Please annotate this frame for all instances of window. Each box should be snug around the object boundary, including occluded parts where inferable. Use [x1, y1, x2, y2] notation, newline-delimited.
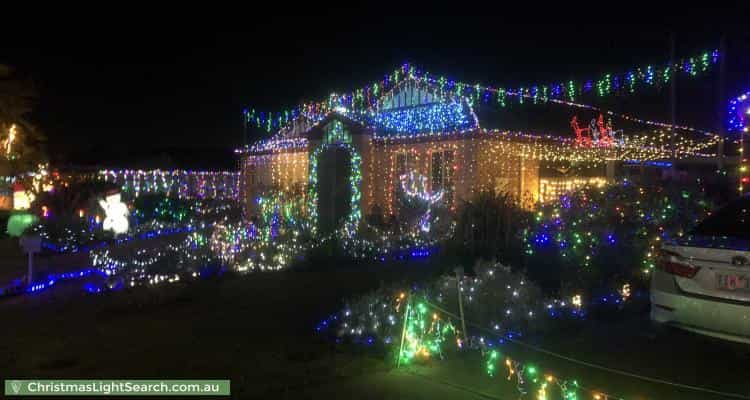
[431, 152, 443, 190]
[396, 152, 416, 178]
[323, 120, 351, 144]
[245, 164, 256, 185]
[431, 150, 454, 205]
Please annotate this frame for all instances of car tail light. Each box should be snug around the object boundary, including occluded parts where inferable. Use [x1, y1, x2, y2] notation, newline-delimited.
[656, 249, 700, 278]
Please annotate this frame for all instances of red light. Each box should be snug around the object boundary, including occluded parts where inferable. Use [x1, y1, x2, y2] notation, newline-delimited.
[742, 177, 750, 184]
[656, 249, 700, 278]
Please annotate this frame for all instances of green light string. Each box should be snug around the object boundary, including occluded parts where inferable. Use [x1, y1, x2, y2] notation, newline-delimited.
[382, 292, 631, 400]
[393, 294, 633, 400]
[245, 49, 719, 132]
[483, 348, 619, 400]
[307, 141, 362, 238]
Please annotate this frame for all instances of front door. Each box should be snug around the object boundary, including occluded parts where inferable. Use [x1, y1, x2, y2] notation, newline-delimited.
[316, 146, 352, 235]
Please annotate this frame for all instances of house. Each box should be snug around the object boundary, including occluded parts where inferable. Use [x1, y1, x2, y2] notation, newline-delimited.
[237, 80, 631, 234]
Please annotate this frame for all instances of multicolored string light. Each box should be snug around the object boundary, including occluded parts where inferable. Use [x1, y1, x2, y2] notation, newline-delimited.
[307, 141, 362, 237]
[353, 100, 478, 136]
[728, 91, 750, 133]
[320, 263, 639, 399]
[522, 180, 715, 288]
[246, 49, 719, 133]
[100, 169, 241, 201]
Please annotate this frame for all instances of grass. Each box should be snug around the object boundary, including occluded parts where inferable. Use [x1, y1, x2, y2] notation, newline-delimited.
[0, 259, 444, 398]
[0, 237, 28, 284]
[0, 260, 748, 400]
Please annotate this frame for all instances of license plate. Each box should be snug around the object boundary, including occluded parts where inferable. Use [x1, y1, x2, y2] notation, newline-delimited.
[716, 273, 750, 291]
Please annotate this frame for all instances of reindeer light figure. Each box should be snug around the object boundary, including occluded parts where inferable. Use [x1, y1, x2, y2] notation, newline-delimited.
[570, 116, 591, 147]
[596, 114, 622, 147]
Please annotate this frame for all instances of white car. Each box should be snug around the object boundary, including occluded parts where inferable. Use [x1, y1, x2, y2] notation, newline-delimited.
[651, 197, 750, 344]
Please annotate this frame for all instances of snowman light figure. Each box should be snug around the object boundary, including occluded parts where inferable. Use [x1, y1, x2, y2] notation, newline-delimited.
[99, 191, 129, 235]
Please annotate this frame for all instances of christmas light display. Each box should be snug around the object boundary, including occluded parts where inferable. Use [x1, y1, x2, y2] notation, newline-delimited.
[255, 187, 306, 239]
[320, 263, 642, 399]
[246, 49, 719, 133]
[729, 91, 750, 194]
[339, 227, 447, 261]
[557, 98, 715, 136]
[522, 180, 715, 290]
[728, 91, 750, 133]
[0, 268, 104, 296]
[12, 184, 33, 210]
[307, 142, 362, 237]
[6, 212, 37, 237]
[210, 223, 254, 265]
[3, 124, 17, 159]
[30, 191, 234, 255]
[89, 230, 217, 286]
[207, 187, 309, 272]
[235, 137, 308, 155]
[38, 220, 208, 254]
[134, 196, 188, 223]
[0, 227, 219, 299]
[315, 264, 664, 400]
[320, 263, 584, 348]
[354, 101, 477, 136]
[24, 177, 712, 305]
[208, 220, 308, 272]
[239, 125, 718, 231]
[398, 298, 458, 363]
[483, 348, 624, 400]
[538, 177, 607, 204]
[399, 171, 444, 233]
[100, 170, 241, 201]
[26, 163, 55, 195]
[323, 119, 352, 144]
[238, 59, 720, 224]
[570, 114, 621, 148]
[400, 171, 444, 203]
[99, 192, 129, 235]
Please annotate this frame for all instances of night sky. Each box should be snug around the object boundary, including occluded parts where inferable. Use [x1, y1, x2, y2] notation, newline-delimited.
[2, 10, 749, 169]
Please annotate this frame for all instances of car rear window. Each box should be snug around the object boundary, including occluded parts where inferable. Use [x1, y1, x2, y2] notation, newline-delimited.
[692, 197, 750, 239]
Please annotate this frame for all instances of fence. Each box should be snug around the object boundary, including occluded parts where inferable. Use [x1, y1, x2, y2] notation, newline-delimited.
[99, 169, 240, 201]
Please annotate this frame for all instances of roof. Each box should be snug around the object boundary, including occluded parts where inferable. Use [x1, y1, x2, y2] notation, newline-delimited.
[346, 100, 477, 137]
[238, 79, 480, 154]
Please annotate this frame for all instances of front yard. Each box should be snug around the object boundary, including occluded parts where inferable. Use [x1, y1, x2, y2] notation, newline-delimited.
[0, 262, 746, 399]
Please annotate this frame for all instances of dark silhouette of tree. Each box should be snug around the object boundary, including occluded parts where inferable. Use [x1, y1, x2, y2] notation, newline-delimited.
[450, 190, 527, 266]
[0, 64, 47, 174]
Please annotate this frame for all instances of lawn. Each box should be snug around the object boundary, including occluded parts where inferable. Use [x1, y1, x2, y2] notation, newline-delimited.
[0, 238, 29, 284]
[0, 261, 748, 400]
[0, 260, 441, 398]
